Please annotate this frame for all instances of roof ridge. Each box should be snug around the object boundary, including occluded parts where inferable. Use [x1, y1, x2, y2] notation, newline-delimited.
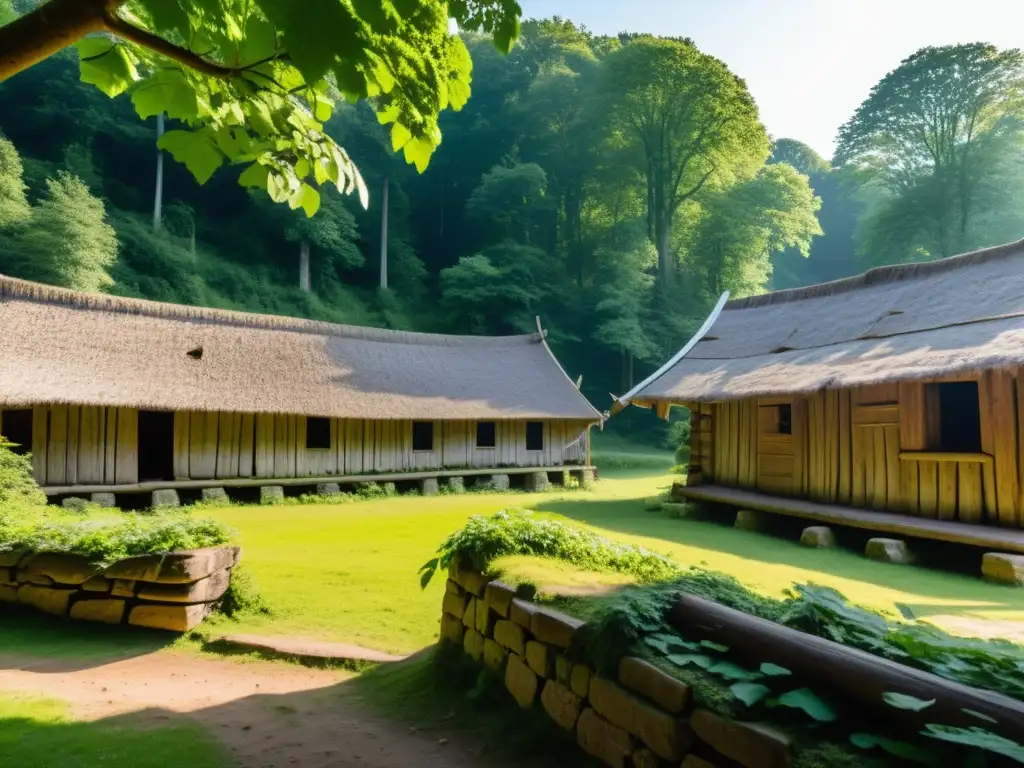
[726, 237, 1024, 311]
[0, 274, 540, 347]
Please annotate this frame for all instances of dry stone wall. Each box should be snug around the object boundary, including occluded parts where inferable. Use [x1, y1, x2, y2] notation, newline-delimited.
[441, 560, 793, 768]
[0, 546, 239, 631]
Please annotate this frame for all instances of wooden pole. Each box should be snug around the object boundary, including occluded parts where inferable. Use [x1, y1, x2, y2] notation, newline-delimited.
[298, 240, 311, 292]
[153, 113, 164, 230]
[379, 175, 389, 290]
[669, 592, 1024, 742]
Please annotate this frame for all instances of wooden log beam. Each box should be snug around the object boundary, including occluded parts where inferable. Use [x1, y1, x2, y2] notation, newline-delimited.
[668, 592, 1024, 742]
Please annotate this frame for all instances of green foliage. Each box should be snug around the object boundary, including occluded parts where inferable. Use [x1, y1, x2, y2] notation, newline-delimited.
[2, 171, 117, 291]
[217, 564, 271, 617]
[882, 692, 935, 712]
[921, 725, 1024, 761]
[0, 132, 29, 231]
[0, 438, 46, 509]
[0, 507, 234, 567]
[419, 509, 681, 588]
[776, 688, 837, 723]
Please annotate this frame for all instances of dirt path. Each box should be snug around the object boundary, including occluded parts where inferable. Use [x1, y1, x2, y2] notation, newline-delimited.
[0, 651, 488, 768]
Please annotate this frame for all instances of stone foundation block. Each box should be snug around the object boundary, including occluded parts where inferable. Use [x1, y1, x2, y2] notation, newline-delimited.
[800, 526, 836, 548]
[137, 568, 231, 604]
[690, 709, 791, 768]
[462, 597, 477, 629]
[505, 653, 538, 708]
[316, 483, 341, 496]
[446, 476, 465, 494]
[20, 553, 99, 585]
[570, 662, 591, 698]
[555, 654, 572, 684]
[445, 579, 463, 596]
[632, 748, 661, 768]
[151, 489, 180, 508]
[663, 502, 695, 519]
[531, 607, 584, 649]
[618, 656, 691, 714]
[525, 640, 554, 678]
[982, 553, 1024, 585]
[260, 485, 285, 504]
[524, 471, 550, 492]
[0, 550, 27, 567]
[865, 537, 914, 565]
[442, 590, 469, 620]
[201, 487, 229, 504]
[483, 638, 508, 673]
[541, 679, 582, 730]
[81, 575, 111, 593]
[17, 571, 52, 586]
[0, 585, 18, 603]
[382, 482, 397, 495]
[70, 599, 125, 624]
[510, 597, 538, 629]
[734, 510, 763, 532]
[440, 612, 464, 644]
[61, 496, 88, 512]
[491, 474, 510, 491]
[670, 482, 687, 501]
[464, 627, 485, 661]
[0, 567, 12, 585]
[589, 676, 692, 760]
[90, 492, 116, 508]
[493, 619, 526, 656]
[577, 707, 632, 768]
[111, 579, 136, 598]
[420, 478, 439, 496]
[484, 580, 516, 617]
[155, 546, 241, 584]
[449, 558, 489, 596]
[18, 585, 72, 616]
[475, 602, 496, 635]
[129, 603, 210, 632]
[103, 554, 162, 582]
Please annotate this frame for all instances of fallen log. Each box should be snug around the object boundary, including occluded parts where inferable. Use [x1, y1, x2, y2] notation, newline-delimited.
[668, 592, 1024, 741]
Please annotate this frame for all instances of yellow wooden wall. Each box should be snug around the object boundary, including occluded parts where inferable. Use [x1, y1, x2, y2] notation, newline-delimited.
[0, 407, 590, 487]
[695, 370, 1023, 528]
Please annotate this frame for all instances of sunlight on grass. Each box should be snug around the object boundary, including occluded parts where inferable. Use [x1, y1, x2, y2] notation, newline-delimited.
[0, 693, 225, 768]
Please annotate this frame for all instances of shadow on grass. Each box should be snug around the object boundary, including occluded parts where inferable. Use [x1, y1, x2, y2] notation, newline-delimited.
[0, 605, 177, 672]
[534, 496, 1024, 621]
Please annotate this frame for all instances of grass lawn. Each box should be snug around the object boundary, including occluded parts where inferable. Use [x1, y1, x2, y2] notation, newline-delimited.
[0, 693, 226, 768]
[196, 458, 1024, 653]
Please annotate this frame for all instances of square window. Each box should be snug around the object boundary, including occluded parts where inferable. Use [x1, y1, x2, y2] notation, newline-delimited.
[413, 421, 434, 452]
[306, 417, 331, 450]
[777, 404, 792, 435]
[758, 403, 792, 435]
[929, 382, 981, 452]
[525, 421, 544, 451]
[1, 408, 33, 455]
[476, 421, 496, 449]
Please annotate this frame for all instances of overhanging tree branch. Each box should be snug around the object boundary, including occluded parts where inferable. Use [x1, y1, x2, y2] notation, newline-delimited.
[102, 9, 237, 79]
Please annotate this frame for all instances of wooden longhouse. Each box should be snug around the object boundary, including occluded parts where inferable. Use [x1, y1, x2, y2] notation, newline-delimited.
[0, 276, 601, 502]
[619, 240, 1024, 554]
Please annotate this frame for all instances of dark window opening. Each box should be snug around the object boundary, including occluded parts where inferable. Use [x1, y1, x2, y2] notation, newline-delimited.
[476, 421, 496, 448]
[931, 382, 981, 452]
[1, 409, 33, 456]
[413, 421, 434, 452]
[306, 417, 331, 450]
[526, 421, 544, 451]
[777, 404, 792, 435]
[138, 410, 175, 482]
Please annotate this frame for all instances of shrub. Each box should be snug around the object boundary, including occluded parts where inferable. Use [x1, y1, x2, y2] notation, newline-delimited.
[419, 509, 681, 588]
[217, 565, 271, 617]
[0, 437, 46, 509]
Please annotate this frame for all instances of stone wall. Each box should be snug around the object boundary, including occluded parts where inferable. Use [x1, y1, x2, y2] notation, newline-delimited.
[441, 560, 792, 768]
[0, 546, 240, 631]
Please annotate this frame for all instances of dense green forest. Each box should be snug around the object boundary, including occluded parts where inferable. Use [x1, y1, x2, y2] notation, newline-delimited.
[2, 3, 1024, 436]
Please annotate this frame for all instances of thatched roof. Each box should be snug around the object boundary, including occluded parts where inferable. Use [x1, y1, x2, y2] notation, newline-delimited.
[628, 239, 1024, 404]
[0, 276, 600, 421]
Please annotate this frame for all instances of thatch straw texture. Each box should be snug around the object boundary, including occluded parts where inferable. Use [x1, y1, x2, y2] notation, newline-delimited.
[0, 276, 600, 420]
[633, 239, 1024, 402]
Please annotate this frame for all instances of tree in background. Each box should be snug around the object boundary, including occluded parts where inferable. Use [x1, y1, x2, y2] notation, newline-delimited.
[0, 0, 524, 215]
[3, 170, 117, 291]
[279, 188, 364, 292]
[0, 133, 30, 230]
[836, 43, 1024, 262]
[601, 36, 769, 289]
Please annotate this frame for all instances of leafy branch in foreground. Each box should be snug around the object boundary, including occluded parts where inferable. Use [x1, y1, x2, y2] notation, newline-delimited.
[418, 509, 681, 588]
[0, 0, 523, 216]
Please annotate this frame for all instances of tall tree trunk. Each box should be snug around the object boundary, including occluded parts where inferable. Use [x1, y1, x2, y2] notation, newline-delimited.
[0, 0, 115, 82]
[654, 176, 674, 291]
[298, 240, 311, 292]
[379, 175, 389, 290]
[152, 113, 164, 230]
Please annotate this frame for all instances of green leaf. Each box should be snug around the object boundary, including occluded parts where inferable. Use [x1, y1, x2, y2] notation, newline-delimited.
[131, 69, 198, 120]
[922, 725, 1024, 761]
[850, 733, 931, 763]
[777, 688, 837, 722]
[259, 0, 360, 85]
[294, 184, 320, 217]
[731, 682, 771, 707]
[143, 0, 192, 38]
[491, 14, 520, 55]
[238, 163, 270, 189]
[962, 709, 998, 725]
[760, 663, 792, 677]
[700, 640, 730, 653]
[708, 661, 760, 681]
[158, 130, 224, 184]
[403, 135, 435, 173]
[295, 158, 310, 179]
[883, 692, 936, 712]
[391, 123, 412, 153]
[77, 39, 139, 98]
[419, 558, 439, 589]
[314, 99, 333, 122]
[666, 653, 713, 670]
